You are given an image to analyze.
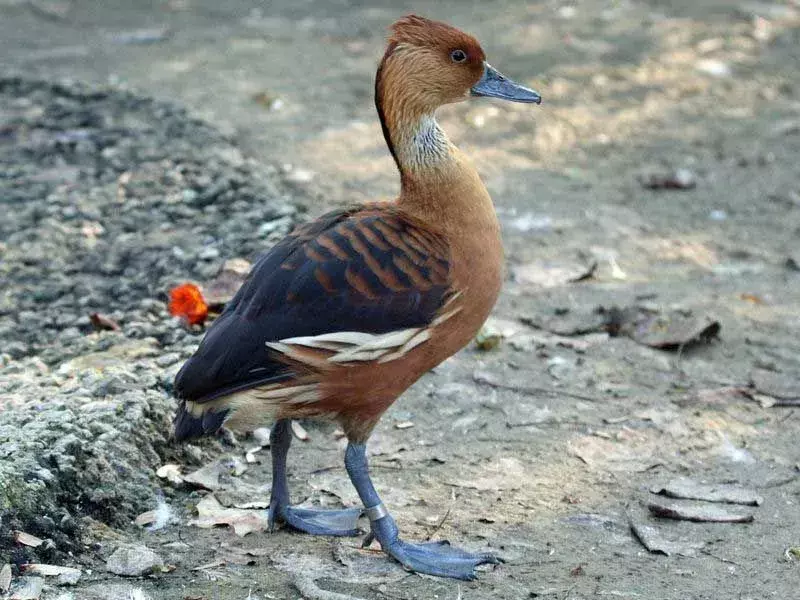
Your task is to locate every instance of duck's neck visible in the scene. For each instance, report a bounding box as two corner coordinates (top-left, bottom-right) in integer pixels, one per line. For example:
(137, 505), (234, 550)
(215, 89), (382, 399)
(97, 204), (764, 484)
(376, 82), (455, 182)
(376, 61), (494, 230)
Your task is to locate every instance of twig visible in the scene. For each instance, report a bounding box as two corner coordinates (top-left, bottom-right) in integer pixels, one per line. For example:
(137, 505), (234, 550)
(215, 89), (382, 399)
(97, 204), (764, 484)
(425, 489), (455, 541)
(473, 371), (601, 403)
(292, 572), (366, 600)
(506, 419), (585, 428)
(759, 474), (799, 489)
(774, 399), (800, 407)
(27, 0), (71, 22)
(308, 462), (402, 476)
(700, 549), (740, 566)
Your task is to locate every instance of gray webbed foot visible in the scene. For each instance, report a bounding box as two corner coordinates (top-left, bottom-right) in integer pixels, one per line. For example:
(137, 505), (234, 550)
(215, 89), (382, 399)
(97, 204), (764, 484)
(269, 503), (363, 537)
(383, 538), (502, 580)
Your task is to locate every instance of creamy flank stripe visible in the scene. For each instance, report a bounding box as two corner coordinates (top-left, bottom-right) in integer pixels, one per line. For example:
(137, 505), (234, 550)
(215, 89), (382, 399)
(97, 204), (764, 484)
(265, 293), (464, 367)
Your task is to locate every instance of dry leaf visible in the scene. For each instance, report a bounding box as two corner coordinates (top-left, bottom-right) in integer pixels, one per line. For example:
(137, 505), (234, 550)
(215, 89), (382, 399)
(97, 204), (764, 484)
(291, 420), (310, 441)
(191, 559), (226, 572)
(513, 257), (596, 288)
(13, 531), (43, 548)
(89, 312), (120, 331)
(651, 479), (762, 506)
(648, 500), (754, 523)
(189, 495), (269, 536)
(183, 457), (247, 491)
(21, 564), (81, 578)
(609, 307), (720, 349)
(156, 463), (184, 485)
(629, 521), (704, 557)
(135, 510), (157, 527)
(521, 308), (607, 336)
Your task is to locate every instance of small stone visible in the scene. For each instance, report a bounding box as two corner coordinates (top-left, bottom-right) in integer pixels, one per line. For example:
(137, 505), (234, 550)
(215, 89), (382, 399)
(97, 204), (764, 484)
(106, 545), (164, 577)
(155, 353), (181, 368)
(252, 427), (271, 447)
(0, 564), (11, 593)
(198, 246), (220, 260)
(57, 569), (82, 586)
(695, 58), (731, 77)
(284, 167), (315, 183)
(257, 216), (293, 237)
(9, 576), (43, 600)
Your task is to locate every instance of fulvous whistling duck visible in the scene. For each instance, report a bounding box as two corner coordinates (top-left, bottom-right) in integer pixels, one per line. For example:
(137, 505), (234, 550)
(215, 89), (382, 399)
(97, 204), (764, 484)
(173, 15), (541, 580)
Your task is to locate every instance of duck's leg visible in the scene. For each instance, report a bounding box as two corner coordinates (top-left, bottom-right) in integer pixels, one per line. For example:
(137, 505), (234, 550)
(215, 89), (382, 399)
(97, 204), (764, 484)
(268, 419), (362, 536)
(344, 442), (501, 580)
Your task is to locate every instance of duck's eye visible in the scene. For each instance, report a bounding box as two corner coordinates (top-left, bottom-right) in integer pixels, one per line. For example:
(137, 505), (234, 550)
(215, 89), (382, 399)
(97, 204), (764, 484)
(450, 49), (467, 63)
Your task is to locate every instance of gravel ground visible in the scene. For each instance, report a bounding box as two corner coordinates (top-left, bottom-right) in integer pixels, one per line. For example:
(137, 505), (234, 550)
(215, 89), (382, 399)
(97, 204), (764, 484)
(0, 76), (299, 565)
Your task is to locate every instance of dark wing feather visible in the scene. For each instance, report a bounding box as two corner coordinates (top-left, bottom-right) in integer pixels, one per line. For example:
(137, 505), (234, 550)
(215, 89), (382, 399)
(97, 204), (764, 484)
(174, 207), (452, 403)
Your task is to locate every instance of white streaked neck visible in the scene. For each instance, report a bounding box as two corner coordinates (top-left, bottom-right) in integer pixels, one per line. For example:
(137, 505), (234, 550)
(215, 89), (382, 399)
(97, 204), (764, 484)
(393, 114), (454, 174)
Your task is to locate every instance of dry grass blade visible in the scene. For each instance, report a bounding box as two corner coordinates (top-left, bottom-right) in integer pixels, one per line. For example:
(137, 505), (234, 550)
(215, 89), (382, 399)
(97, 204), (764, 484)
(425, 489), (456, 541)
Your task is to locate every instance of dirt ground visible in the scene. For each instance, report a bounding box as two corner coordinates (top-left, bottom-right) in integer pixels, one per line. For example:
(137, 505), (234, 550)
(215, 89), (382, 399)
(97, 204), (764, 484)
(1, 0), (800, 599)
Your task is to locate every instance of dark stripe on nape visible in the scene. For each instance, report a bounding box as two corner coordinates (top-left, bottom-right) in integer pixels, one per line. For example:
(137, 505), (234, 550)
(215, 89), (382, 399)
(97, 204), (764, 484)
(375, 41), (401, 175)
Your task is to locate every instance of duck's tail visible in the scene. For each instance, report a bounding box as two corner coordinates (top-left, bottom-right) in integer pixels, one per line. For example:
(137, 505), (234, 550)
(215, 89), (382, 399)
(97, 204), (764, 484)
(171, 400), (229, 442)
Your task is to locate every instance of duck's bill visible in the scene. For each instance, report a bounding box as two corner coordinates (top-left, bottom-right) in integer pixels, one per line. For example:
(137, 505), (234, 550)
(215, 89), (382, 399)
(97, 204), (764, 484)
(471, 64), (542, 104)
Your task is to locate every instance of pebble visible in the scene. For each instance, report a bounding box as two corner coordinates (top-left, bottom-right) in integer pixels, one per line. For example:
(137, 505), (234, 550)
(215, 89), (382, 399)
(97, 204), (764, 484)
(198, 246), (220, 260)
(106, 545), (164, 577)
(695, 58), (731, 77)
(155, 353), (181, 368)
(252, 427), (271, 446)
(9, 577), (43, 600)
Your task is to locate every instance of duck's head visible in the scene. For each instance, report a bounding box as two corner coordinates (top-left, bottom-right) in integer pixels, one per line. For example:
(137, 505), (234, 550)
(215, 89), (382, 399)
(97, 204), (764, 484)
(378, 15), (541, 113)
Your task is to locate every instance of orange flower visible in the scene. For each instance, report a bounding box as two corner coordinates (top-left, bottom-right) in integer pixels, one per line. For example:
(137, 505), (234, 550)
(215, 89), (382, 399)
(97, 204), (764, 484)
(168, 283), (208, 325)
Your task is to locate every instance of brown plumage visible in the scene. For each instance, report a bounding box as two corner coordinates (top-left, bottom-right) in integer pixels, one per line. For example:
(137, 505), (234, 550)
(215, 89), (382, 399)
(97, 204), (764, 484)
(172, 14), (541, 580)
